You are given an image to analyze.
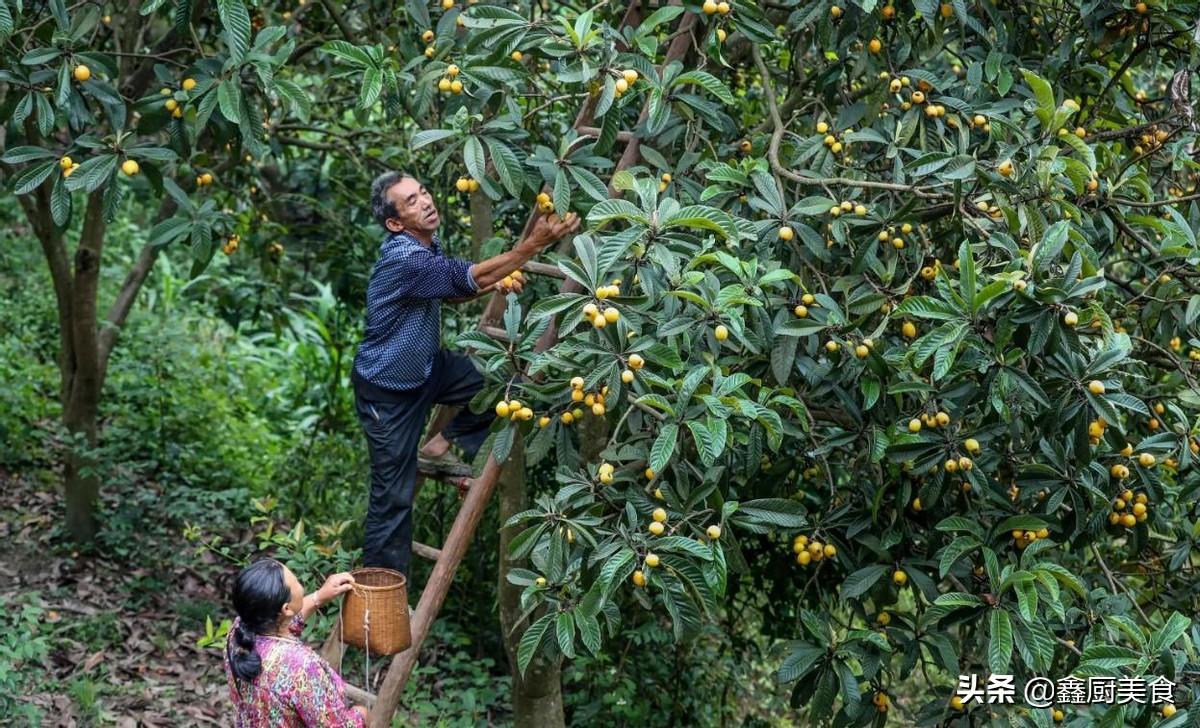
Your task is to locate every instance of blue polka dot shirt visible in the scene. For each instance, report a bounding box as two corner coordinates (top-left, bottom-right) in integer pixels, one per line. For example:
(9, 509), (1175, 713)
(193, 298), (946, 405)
(353, 231), (478, 394)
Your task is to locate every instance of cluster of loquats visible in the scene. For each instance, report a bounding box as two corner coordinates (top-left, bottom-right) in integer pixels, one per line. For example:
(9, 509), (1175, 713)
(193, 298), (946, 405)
(584, 281), (622, 328)
(612, 68), (640, 98)
(157, 76), (196, 119)
(59, 155), (80, 179)
(872, 691), (890, 713)
(1010, 526), (1051, 550)
(1108, 488), (1152, 529)
(454, 176), (480, 193)
(436, 63), (464, 94)
(535, 191), (555, 214)
(918, 258), (944, 281)
(907, 409), (952, 433)
(562, 377), (611, 422)
(828, 198), (868, 219)
(494, 397), (534, 422)
(648, 506), (668, 536)
(622, 352), (645, 384)
(657, 172), (672, 193)
(222, 234), (240, 256)
(195, 171), (215, 187)
(791, 292), (817, 319)
(700, 0), (732, 15)
(791, 533), (836, 566)
(816, 120), (849, 157)
(877, 221), (915, 251)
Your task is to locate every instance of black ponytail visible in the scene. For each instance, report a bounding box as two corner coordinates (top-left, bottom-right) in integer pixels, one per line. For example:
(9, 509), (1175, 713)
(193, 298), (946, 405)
(228, 558), (291, 683)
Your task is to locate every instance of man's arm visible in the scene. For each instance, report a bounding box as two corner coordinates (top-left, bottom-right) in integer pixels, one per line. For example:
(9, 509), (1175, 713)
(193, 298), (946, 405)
(465, 212), (580, 293)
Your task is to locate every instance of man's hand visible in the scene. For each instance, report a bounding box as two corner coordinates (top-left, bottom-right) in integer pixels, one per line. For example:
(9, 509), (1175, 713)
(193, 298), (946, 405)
(466, 211), (581, 294)
(495, 269), (525, 294)
(521, 211), (581, 252)
(315, 572), (356, 607)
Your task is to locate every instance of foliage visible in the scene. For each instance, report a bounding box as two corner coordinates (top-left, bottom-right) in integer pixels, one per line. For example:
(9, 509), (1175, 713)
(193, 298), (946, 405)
(8, 0), (1200, 724)
(0, 593), (52, 725)
(321, 0), (1200, 723)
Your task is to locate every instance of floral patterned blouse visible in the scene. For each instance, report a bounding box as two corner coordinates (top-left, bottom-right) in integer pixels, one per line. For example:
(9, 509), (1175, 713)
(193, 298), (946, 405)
(224, 618), (365, 728)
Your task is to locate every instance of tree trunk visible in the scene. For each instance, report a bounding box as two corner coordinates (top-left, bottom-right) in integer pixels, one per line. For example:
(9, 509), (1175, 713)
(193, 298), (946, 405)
(497, 436), (566, 728)
(469, 189), (492, 261)
(62, 401), (100, 542)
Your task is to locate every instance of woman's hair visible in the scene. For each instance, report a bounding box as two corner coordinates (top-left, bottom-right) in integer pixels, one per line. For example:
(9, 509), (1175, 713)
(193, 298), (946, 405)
(228, 558), (292, 683)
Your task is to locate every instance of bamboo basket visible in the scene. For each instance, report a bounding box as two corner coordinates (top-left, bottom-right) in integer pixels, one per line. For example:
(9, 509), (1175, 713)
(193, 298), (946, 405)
(339, 568), (411, 656)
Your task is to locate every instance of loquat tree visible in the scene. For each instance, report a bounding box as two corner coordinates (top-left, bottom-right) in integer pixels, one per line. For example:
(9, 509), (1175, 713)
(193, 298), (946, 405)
(9, 0), (1200, 724)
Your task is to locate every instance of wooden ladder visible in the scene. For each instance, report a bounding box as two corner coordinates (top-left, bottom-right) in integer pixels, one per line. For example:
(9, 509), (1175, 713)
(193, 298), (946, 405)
(322, 3), (697, 725)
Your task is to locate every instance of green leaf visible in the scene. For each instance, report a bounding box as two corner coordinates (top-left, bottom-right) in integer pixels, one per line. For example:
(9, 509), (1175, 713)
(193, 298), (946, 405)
(672, 70), (735, 105)
(577, 613), (601, 655)
(1150, 612), (1190, 654)
(655, 536), (715, 561)
(463, 136), (486, 182)
(993, 515), (1048, 536)
(777, 318), (827, 337)
(321, 40), (374, 67)
(555, 611), (575, 659)
(1059, 130), (1096, 172)
(892, 296), (962, 320)
(359, 68), (384, 109)
(64, 154), (117, 193)
(217, 80), (242, 124)
(50, 174), (71, 226)
(840, 565), (889, 600)
(484, 136), (526, 198)
(649, 423), (679, 474)
(731, 499), (807, 529)
(1, 146), (57, 164)
(935, 592), (984, 608)
(516, 612), (554, 675)
(216, 0), (252, 63)
(411, 129), (456, 150)
(1032, 220), (1070, 272)
(148, 216), (191, 248)
(988, 609), (1013, 673)
(10, 160), (58, 195)
(939, 537), (980, 578)
(1020, 68), (1056, 128)
(665, 205), (737, 240)
(776, 644), (825, 683)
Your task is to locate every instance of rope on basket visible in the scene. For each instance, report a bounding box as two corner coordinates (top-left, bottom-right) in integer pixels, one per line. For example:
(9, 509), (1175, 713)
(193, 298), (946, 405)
(337, 583), (372, 696)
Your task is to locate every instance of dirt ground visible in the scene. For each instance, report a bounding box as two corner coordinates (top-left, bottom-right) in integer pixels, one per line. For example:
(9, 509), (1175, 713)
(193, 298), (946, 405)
(1, 468), (232, 726)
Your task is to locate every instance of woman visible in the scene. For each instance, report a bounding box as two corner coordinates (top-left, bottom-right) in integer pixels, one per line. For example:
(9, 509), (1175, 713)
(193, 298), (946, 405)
(225, 558), (368, 727)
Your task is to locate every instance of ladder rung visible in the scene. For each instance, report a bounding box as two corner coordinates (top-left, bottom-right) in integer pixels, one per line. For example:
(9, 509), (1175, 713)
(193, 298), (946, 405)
(522, 261), (566, 279)
(412, 541), (442, 562)
(344, 683), (377, 707)
(480, 324), (511, 342)
(577, 125), (634, 142)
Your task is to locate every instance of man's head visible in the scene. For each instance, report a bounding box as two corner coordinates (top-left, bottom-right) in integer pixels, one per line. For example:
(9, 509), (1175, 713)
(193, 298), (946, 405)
(370, 171), (440, 239)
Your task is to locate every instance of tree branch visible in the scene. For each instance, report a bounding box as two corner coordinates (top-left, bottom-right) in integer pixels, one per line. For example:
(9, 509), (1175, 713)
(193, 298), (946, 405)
(751, 46), (946, 199)
(98, 243), (157, 380)
(317, 0), (355, 40)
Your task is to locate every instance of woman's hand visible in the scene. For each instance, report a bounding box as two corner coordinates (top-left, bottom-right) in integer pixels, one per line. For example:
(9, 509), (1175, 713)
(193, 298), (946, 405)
(315, 572), (356, 607)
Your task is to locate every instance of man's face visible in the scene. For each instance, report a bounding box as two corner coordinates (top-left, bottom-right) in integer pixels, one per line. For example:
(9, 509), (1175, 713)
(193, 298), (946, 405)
(384, 176), (439, 236)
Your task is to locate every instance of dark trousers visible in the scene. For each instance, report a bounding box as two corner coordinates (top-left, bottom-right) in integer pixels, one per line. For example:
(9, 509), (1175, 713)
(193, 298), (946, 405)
(354, 349), (492, 580)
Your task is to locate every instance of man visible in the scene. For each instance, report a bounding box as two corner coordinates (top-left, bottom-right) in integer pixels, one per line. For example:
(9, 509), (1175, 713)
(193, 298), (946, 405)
(353, 171), (579, 580)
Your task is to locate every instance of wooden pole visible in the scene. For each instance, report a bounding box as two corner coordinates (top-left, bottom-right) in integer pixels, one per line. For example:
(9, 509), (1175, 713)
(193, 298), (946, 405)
(367, 456), (503, 727)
